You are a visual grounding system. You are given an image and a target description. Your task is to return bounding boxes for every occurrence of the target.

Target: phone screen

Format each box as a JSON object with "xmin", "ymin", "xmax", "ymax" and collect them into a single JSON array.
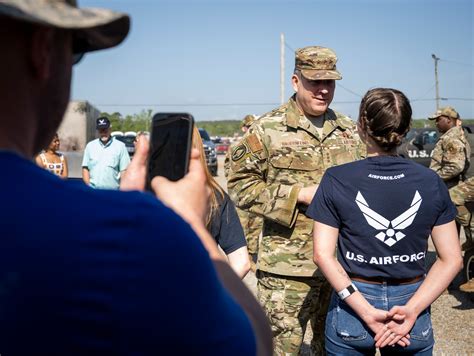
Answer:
[{"xmin": 147, "ymin": 113, "xmax": 194, "ymax": 187}]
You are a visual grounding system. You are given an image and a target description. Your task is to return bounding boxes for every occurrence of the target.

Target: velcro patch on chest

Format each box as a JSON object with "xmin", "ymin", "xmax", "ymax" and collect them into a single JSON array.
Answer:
[
  {"xmin": 281, "ymin": 140, "xmax": 311, "ymax": 147},
  {"xmin": 246, "ymin": 133, "xmax": 263, "ymax": 153}
]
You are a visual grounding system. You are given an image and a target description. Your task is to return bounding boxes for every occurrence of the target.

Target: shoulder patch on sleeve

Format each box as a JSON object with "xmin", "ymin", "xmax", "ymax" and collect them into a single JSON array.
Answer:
[
  {"xmin": 246, "ymin": 133, "xmax": 263, "ymax": 153},
  {"xmin": 231, "ymin": 143, "xmax": 248, "ymax": 162},
  {"xmin": 445, "ymin": 140, "xmax": 461, "ymax": 154}
]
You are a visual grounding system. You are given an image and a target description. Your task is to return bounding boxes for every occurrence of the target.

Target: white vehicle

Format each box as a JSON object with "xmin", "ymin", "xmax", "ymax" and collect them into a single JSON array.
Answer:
[
  {"xmin": 124, "ymin": 131, "xmax": 137, "ymax": 138},
  {"xmin": 115, "ymin": 131, "xmax": 136, "ymax": 156},
  {"xmin": 111, "ymin": 131, "xmax": 124, "ymax": 137}
]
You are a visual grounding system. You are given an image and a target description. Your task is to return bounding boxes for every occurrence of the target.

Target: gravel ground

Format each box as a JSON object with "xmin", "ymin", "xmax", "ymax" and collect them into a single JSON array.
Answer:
[{"xmin": 217, "ymin": 156, "xmax": 474, "ymax": 355}]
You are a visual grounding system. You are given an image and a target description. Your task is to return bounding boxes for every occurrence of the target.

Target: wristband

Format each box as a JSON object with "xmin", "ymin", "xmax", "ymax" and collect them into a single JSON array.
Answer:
[{"xmin": 337, "ymin": 283, "xmax": 358, "ymax": 300}]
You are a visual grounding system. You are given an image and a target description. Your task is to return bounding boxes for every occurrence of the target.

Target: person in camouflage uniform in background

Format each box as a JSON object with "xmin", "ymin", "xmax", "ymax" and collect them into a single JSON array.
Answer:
[
  {"xmin": 431, "ymin": 107, "xmax": 473, "ymax": 292},
  {"xmin": 429, "ymin": 106, "xmax": 471, "ymax": 188},
  {"xmin": 225, "ymin": 114, "xmax": 263, "ymax": 272},
  {"xmin": 227, "ymin": 46, "xmax": 365, "ymax": 355},
  {"xmin": 450, "ymin": 177, "xmax": 474, "ymax": 292}
]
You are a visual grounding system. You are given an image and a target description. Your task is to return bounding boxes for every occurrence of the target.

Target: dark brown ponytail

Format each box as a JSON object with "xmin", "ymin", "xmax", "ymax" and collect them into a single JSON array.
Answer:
[{"xmin": 358, "ymin": 88, "xmax": 412, "ymax": 152}]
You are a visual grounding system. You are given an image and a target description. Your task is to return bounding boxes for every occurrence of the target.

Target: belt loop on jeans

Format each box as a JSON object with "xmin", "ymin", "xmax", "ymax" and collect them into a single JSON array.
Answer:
[{"xmin": 348, "ymin": 273, "xmax": 424, "ymax": 285}]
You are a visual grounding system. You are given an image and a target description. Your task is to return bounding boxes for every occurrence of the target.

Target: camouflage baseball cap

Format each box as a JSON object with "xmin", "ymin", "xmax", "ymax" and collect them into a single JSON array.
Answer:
[
  {"xmin": 428, "ymin": 106, "xmax": 460, "ymax": 120},
  {"xmin": 295, "ymin": 46, "xmax": 342, "ymax": 80},
  {"xmin": 242, "ymin": 114, "xmax": 256, "ymax": 128},
  {"xmin": 0, "ymin": 0, "xmax": 130, "ymax": 54}
]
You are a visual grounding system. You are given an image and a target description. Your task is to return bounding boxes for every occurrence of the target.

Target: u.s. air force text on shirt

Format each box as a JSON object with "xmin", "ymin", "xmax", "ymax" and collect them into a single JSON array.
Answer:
[{"xmin": 307, "ymin": 155, "xmax": 456, "ymax": 279}]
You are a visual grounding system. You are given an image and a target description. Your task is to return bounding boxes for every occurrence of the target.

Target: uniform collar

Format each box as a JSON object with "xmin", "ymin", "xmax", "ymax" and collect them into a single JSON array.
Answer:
[{"xmin": 284, "ymin": 95, "xmax": 349, "ymax": 141}]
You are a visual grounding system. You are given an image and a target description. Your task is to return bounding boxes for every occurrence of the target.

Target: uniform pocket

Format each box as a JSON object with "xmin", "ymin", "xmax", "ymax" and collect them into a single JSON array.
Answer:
[
  {"xmin": 270, "ymin": 150, "xmax": 320, "ymax": 171},
  {"xmin": 333, "ymin": 300, "xmax": 368, "ymax": 341}
]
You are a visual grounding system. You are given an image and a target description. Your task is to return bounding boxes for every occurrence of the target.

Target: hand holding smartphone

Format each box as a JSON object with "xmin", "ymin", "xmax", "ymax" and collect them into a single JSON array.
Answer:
[{"xmin": 146, "ymin": 113, "xmax": 194, "ymax": 190}]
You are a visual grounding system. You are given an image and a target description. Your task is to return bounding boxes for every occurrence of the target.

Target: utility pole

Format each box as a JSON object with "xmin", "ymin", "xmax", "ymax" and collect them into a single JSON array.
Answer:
[
  {"xmin": 431, "ymin": 54, "xmax": 440, "ymax": 110},
  {"xmin": 280, "ymin": 33, "xmax": 285, "ymax": 105}
]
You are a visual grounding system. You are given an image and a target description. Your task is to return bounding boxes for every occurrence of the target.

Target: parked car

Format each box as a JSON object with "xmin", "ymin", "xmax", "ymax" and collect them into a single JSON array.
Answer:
[
  {"xmin": 398, "ymin": 126, "xmax": 474, "ymax": 168},
  {"xmin": 199, "ymin": 128, "xmax": 218, "ymax": 176},
  {"xmin": 396, "ymin": 128, "xmax": 439, "ymax": 167},
  {"xmin": 215, "ymin": 138, "xmax": 231, "ymax": 155},
  {"xmin": 111, "ymin": 131, "xmax": 124, "ymax": 137},
  {"xmin": 114, "ymin": 131, "xmax": 136, "ymax": 157}
]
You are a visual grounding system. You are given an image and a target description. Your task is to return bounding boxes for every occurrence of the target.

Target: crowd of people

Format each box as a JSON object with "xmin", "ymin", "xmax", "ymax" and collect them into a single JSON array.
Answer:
[{"xmin": 3, "ymin": 0, "xmax": 471, "ymax": 355}]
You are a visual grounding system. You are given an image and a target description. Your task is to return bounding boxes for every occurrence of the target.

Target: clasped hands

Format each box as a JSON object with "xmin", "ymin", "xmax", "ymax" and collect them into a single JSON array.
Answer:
[{"xmin": 364, "ymin": 305, "xmax": 417, "ymax": 349}]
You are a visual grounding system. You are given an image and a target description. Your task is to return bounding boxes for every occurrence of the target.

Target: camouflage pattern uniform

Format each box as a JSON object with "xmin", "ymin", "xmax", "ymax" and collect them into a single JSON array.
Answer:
[
  {"xmin": 225, "ymin": 115, "xmax": 263, "ymax": 272},
  {"xmin": 429, "ymin": 107, "xmax": 471, "ymax": 188},
  {"xmin": 450, "ymin": 177, "xmax": 474, "ymax": 291},
  {"xmin": 228, "ymin": 47, "xmax": 364, "ymax": 353},
  {"xmin": 450, "ymin": 176, "xmax": 474, "ymax": 245}
]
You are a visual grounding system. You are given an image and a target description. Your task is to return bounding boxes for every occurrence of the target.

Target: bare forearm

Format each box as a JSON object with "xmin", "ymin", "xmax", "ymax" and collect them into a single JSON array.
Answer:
[
  {"xmin": 61, "ymin": 162, "xmax": 68, "ymax": 179},
  {"xmin": 227, "ymin": 248, "xmax": 251, "ymax": 279},
  {"xmin": 315, "ymin": 254, "xmax": 374, "ymax": 320},
  {"xmin": 405, "ymin": 257, "xmax": 462, "ymax": 316},
  {"xmin": 404, "ymin": 221, "xmax": 463, "ymax": 316},
  {"xmin": 297, "ymin": 185, "xmax": 319, "ymax": 205},
  {"xmin": 82, "ymin": 168, "xmax": 90, "ymax": 185}
]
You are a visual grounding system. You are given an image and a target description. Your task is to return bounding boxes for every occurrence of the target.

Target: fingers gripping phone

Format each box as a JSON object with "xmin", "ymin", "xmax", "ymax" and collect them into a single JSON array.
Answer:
[{"xmin": 146, "ymin": 113, "xmax": 194, "ymax": 190}]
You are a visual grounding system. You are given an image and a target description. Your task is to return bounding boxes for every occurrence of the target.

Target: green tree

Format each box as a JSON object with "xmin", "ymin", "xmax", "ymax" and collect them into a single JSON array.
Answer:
[{"xmin": 100, "ymin": 109, "xmax": 153, "ymax": 132}]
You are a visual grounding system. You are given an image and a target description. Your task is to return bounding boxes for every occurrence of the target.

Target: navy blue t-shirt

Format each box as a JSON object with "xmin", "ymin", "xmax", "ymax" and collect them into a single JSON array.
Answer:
[
  {"xmin": 0, "ymin": 152, "xmax": 256, "ymax": 355},
  {"xmin": 306, "ymin": 156, "xmax": 456, "ymax": 279},
  {"xmin": 209, "ymin": 192, "xmax": 247, "ymax": 254}
]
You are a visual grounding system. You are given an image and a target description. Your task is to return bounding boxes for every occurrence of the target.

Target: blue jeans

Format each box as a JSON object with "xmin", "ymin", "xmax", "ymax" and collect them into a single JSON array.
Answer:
[{"xmin": 325, "ymin": 280, "xmax": 434, "ymax": 355}]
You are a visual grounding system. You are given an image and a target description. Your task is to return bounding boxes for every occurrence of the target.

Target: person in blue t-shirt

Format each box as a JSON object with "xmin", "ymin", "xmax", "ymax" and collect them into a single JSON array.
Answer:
[
  {"xmin": 307, "ymin": 88, "xmax": 463, "ymax": 355},
  {"xmin": 0, "ymin": 2, "xmax": 272, "ymax": 355}
]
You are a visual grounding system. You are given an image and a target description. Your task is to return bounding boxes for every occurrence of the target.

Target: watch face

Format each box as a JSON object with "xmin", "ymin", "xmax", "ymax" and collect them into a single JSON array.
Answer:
[{"xmin": 338, "ymin": 284, "xmax": 358, "ymax": 300}]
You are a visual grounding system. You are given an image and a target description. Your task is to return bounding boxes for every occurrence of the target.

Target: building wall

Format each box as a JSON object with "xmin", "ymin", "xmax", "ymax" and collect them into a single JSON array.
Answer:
[{"xmin": 57, "ymin": 101, "xmax": 100, "ymax": 152}]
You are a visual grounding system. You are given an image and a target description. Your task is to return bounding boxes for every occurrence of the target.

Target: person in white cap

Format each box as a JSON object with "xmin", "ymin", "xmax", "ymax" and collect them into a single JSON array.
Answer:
[{"xmin": 0, "ymin": 1, "xmax": 271, "ymax": 354}]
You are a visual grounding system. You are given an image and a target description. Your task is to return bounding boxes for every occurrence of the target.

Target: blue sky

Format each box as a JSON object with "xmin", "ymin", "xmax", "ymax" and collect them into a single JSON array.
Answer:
[{"xmin": 72, "ymin": 0, "xmax": 473, "ymax": 122}]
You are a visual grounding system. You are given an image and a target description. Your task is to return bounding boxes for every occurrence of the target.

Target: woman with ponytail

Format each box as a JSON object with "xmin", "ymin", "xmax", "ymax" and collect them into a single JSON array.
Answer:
[{"xmin": 307, "ymin": 88, "xmax": 462, "ymax": 355}]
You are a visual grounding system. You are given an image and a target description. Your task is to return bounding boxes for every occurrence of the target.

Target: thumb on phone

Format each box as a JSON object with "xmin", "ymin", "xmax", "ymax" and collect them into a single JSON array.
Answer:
[
  {"xmin": 120, "ymin": 135, "xmax": 149, "ymax": 191},
  {"xmin": 152, "ymin": 148, "xmax": 210, "ymax": 226}
]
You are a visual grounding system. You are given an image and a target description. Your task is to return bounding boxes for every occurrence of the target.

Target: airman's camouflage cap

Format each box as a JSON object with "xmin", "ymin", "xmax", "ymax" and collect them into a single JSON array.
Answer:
[
  {"xmin": 428, "ymin": 106, "xmax": 460, "ymax": 120},
  {"xmin": 242, "ymin": 114, "xmax": 256, "ymax": 128},
  {"xmin": 295, "ymin": 46, "xmax": 342, "ymax": 80},
  {"xmin": 0, "ymin": 0, "xmax": 130, "ymax": 54}
]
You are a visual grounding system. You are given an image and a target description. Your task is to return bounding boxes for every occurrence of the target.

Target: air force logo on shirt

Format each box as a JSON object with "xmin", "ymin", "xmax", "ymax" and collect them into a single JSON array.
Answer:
[{"xmin": 355, "ymin": 191, "xmax": 422, "ymax": 247}]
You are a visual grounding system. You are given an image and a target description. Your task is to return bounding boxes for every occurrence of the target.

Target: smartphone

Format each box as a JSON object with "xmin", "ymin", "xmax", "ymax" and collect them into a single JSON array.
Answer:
[{"xmin": 146, "ymin": 113, "xmax": 194, "ymax": 189}]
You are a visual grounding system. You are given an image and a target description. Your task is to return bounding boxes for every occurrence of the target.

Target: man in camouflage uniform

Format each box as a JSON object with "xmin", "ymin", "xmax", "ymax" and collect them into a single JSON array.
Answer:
[
  {"xmin": 227, "ymin": 46, "xmax": 364, "ymax": 355},
  {"xmin": 430, "ymin": 107, "xmax": 473, "ymax": 293},
  {"xmin": 429, "ymin": 106, "xmax": 471, "ymax": 188},
  {"xmin": 225, "ymin": 114, "xmax": 263, "ymax": 272}
]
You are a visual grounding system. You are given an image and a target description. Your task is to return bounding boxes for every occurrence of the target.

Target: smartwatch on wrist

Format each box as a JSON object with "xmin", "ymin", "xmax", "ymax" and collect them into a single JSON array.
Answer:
[{"xmin": 337, "ymin": 283, "xmax": 358, "ymax": 300}]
